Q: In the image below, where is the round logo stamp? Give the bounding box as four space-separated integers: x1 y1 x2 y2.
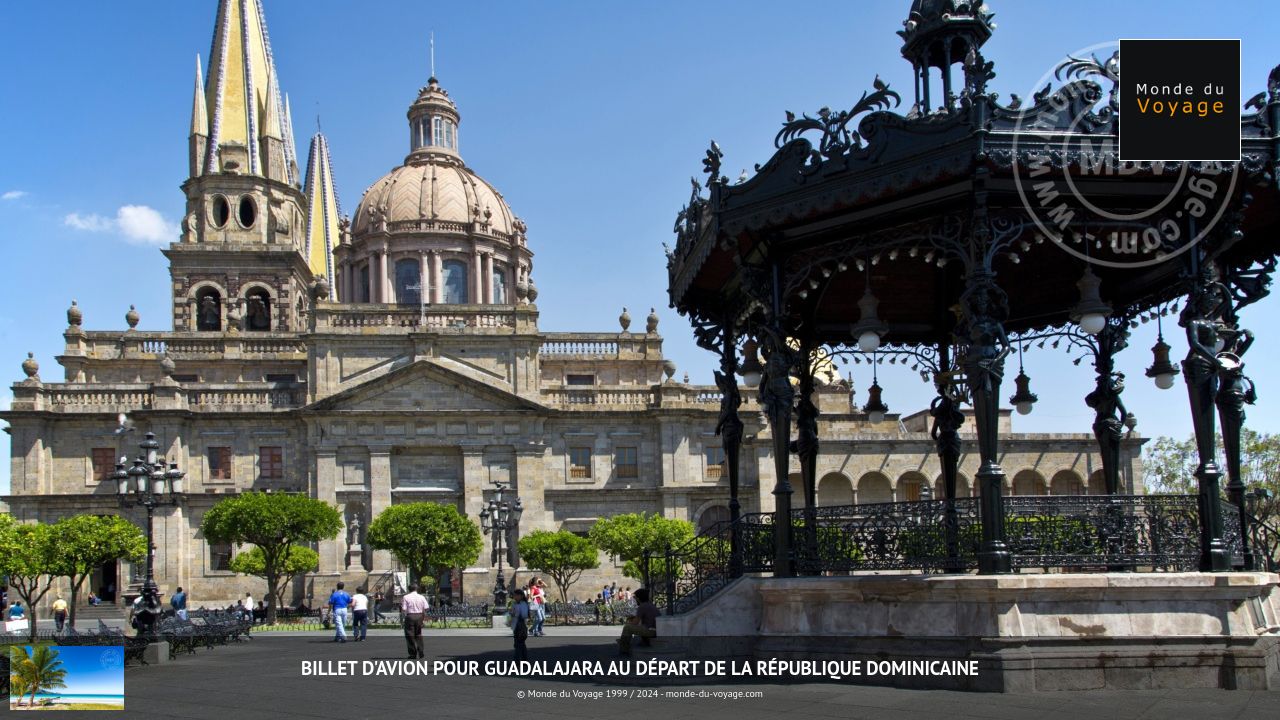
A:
100 647 123 669
1011 41 1238 268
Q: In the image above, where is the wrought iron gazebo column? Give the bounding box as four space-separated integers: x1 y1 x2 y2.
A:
759 264 795 578
1087 319 1130 495
962 268 1012 574
1216 290 1258 570
713 324 746 578
794 338 820 575
930 344 965 572
1180 256 1231 572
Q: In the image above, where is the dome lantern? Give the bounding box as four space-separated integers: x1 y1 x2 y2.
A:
407 76 461 161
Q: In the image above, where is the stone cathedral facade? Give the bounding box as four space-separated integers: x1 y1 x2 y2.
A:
2 0 1144 607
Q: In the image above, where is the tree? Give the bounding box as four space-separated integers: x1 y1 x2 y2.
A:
51 515 147 628
229 545 319 612
12 644 67 708
588 512 694 584
367 503 483 593
517 530 599 602
200 492 342 623
0 518 61 642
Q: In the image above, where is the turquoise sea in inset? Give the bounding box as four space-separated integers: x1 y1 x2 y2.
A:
11 692 125 704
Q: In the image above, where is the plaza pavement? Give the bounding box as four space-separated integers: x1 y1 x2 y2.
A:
35 629 1278 720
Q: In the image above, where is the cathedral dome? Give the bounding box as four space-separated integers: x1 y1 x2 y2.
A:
351 77 525 244
352 158 520 240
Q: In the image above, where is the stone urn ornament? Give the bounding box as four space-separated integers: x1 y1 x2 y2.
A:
21 352 39 380
125 305 140 329
67 300 83 328
662 358 677 382
527 282 539 303
647 308 659 334
619 307 631 332
312 276 331 302
515 279 529 303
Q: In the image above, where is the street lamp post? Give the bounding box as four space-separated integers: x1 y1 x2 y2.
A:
478 480 522 608
109 431 185 637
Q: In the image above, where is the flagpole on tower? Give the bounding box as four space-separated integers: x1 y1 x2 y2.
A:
430 32 436 79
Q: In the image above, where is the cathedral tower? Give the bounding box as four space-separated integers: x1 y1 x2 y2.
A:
167 0 312 332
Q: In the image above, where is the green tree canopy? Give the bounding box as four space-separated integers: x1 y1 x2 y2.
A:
51 514 147 628
517 530 599 603
1144 430 1280 495
367 503 483 588
588 512 694 583
229 545 319 612
0 518 61 642
200 492 342 623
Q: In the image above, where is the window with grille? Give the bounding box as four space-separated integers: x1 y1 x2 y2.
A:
566 374 595 386
208 446 233 480
259 446 283 480
210 542 233 572
705 446 726 478
91 448 117 482
569 447 592 478
615 447 638 478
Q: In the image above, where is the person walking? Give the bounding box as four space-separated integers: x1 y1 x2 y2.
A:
371 591 386 623
401 583 428 659
328 582 352 643
509 589 530 661
241 593 254 622
52 596 69 632
351 586 369 642
527 578 547 637
170 587 188 621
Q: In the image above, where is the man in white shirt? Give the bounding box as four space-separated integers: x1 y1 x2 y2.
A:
351 587 369 642
400 584 428 659
241 593 254 622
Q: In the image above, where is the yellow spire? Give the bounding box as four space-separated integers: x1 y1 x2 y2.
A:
304 132 341 297
191 55 208 138
202 0 294 182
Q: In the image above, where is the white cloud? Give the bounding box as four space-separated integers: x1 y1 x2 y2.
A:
64 212 115 232
117 205 178 244
1 190 27 200
64 205 178 245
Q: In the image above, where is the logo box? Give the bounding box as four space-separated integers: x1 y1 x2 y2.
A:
1119 39 1240 162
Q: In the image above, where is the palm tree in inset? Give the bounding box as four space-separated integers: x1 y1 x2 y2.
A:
9 647 31 707
15 645 67 708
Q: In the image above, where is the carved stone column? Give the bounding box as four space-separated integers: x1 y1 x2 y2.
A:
431 252 443 305
482 253 494 304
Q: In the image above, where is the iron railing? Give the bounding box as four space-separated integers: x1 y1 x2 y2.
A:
654 493 1257 615
1244 512 1280 572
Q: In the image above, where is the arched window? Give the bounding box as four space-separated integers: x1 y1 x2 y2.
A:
856 472 893 504
898 471 929 502
444 119 456 150
697 506 731 534
195 287 222 331
244 288 271 332
1012 470 1047 496
1052 470 1086 496
432 116 443 147
492 264 507 304
817 473 853 506
442 259 467 304
395 258 422 305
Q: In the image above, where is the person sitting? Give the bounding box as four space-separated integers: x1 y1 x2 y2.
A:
8 601 25 619
617 588 658 655
87 592 101 606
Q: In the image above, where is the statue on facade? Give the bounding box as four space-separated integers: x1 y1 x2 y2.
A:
347 515 362 553
199 295 221 331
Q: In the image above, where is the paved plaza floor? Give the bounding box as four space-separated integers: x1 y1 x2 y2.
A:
40 630 1275 720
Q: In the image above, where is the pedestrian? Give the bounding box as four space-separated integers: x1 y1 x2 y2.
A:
241 592 254 622
401 583 427 659
601 584 611 602
527 578 546 637
170 587 188 621
87 592 100 607
52 595 69 632
329 582 352 643
508 589 530 661
351 586 369 642
9 600 25 619
617 588 659 655
372 591 386 623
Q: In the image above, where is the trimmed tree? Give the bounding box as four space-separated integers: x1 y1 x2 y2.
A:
200 492 343 623
0 517 61 642
517 529 599 603
588 512 694 584
367 503 483 594
51 515 147 628
229 545 319 613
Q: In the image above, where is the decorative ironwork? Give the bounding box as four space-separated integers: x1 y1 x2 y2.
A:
775 76 902 158
1005 495 1200 571
654 513 776 615
791 499 982 574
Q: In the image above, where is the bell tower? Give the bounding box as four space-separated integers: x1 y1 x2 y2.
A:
167 0 311 333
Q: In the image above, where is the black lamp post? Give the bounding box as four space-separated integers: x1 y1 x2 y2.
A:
478 480 522 607
109 431 185 636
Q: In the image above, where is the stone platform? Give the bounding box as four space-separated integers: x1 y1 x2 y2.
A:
657 572 1280 692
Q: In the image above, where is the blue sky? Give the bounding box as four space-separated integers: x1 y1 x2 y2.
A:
2 1 1279 494
12 645 124 696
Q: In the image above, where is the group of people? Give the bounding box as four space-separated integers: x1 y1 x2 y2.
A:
326 582 374 643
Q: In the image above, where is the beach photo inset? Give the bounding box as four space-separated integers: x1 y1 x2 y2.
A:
8 645 124 711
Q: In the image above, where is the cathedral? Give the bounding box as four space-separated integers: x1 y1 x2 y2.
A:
1 0 1144 607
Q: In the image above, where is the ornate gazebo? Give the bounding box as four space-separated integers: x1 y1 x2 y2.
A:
659 4 1280 683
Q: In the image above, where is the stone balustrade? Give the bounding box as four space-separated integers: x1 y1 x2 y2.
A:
314 304 523 332
540 383 755 411
10 382 304 413
187 385 305 409
65 331 307 360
